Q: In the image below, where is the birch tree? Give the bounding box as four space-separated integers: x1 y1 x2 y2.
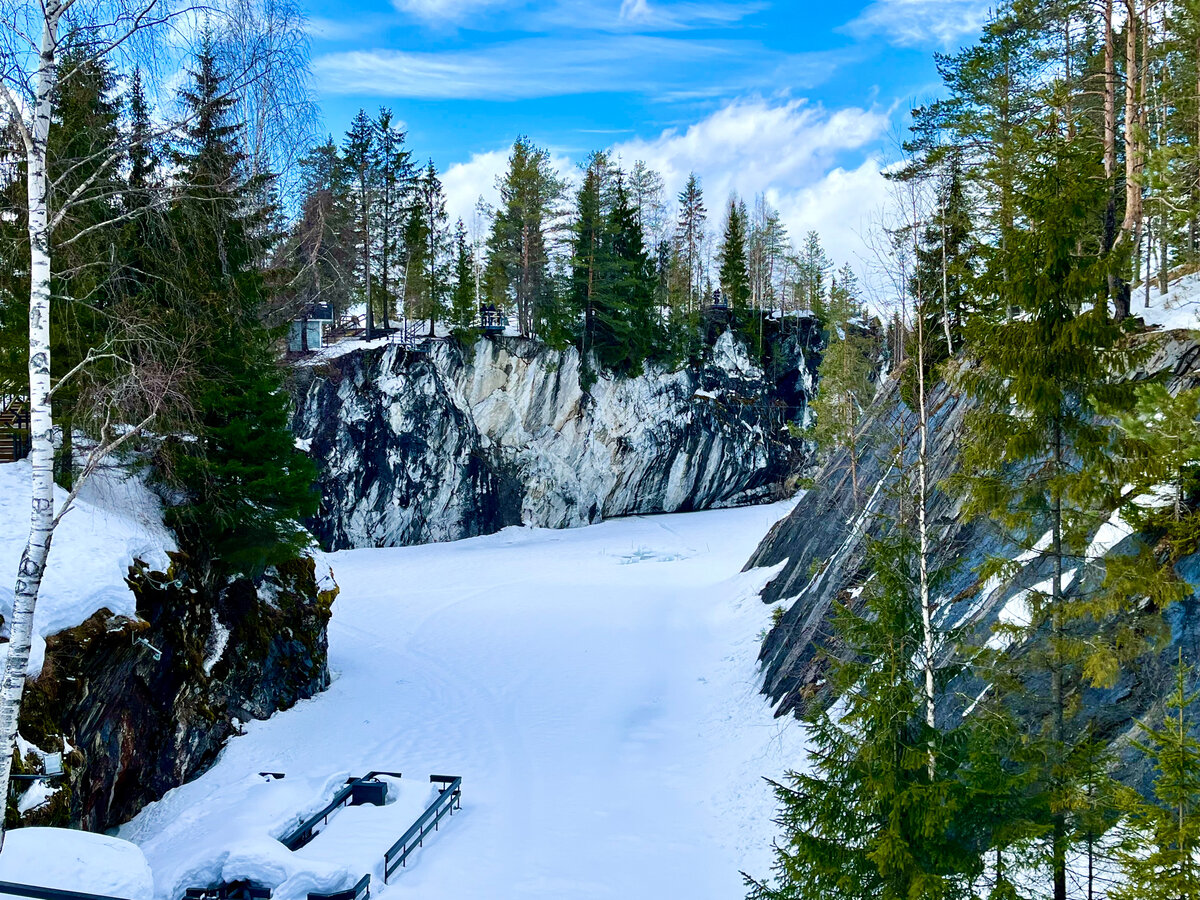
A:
0 0 299 849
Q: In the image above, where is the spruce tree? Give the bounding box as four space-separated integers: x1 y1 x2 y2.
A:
571 157 608 365
449 218 477 337
161 38 316 581
746 534 977 900
719 197 751 310
954 127 1160 900
794 231 830 319
674 173 707 313
594 174 658 374
45 47 123 487
290 138 355 326
1114 654 1200 900
910 150 977 364
413 160 449 336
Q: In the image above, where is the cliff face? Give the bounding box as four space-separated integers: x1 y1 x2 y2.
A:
12 555 335 833
291 325 821 550
747 331 1200 780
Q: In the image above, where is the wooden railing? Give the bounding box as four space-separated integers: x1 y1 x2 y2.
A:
0 882 133 900
306 874 370 900
382 776 462 884
278 772 400 851
0 386 30 462
183 888 270 900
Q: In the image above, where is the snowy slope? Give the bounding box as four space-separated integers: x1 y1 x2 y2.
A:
1134 271 1200 331
0 459 174 677
120 502 806 900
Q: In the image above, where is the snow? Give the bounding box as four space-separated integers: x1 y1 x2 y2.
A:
15 779 57 815
0 828 154 899
120 501 806 900
0 460 174 677
1137 272 1200 332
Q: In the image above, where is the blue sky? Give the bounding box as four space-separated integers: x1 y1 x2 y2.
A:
302 0 992 272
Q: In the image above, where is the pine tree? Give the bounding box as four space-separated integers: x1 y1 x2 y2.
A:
342 108 377 337
485 137 564 338
373 108 412 333
719 197 751 310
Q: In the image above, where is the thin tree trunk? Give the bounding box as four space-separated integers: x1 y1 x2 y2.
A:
361 181 373 339
1052 414 1067 900
1161 210 1169 294
1104 0 1121 314
916 255 936 780
940 190 953 357
1115 0 1143 321
381 172 391 332
0 7 59 852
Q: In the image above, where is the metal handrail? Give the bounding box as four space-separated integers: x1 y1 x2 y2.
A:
382 776 462 883
306 874 369 900
0 882 132 900
279 772 401 851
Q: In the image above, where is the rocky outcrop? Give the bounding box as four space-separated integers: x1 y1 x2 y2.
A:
292 323 821 550
11 555 335 833
748 330 1200 782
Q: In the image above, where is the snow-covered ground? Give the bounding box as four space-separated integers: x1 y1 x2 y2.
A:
1135 271 1200 331
0 828 154 899
0 459 173 677
118 501 805 900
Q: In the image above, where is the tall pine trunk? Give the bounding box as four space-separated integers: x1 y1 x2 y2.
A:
1104 0 1121 314
0 7 60 852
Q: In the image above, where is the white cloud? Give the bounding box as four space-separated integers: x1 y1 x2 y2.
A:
842 0 991 48
771 159 892 282
313 36 727 100
441 98 895 289
609 97 893 284
442 146 576 234
387 0 758 29
442 149 510 228
613 0 762 29
392 0 508 23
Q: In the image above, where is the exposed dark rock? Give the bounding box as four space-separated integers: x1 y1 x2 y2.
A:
292 323 822 550
747 329 1200 785
11 554 335 832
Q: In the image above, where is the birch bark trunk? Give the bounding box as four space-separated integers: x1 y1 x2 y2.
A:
0 3 61 853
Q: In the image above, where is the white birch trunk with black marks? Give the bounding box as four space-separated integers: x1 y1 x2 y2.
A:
0 3 60 853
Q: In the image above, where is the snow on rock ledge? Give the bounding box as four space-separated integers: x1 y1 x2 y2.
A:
0 460 174 677
291 328 820 550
